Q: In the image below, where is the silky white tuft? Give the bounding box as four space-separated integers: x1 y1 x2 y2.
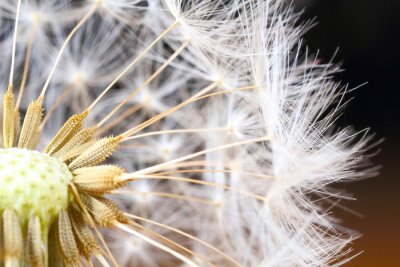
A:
0 0 375 266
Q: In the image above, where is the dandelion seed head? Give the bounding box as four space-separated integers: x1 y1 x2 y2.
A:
0 0 376 265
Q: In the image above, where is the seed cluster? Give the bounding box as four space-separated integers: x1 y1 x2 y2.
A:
0 148 72 227
0 90 128 265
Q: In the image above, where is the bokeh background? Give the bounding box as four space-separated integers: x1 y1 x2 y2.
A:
294 1 400 266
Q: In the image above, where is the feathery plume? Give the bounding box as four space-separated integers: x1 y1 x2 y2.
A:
0 0 376 266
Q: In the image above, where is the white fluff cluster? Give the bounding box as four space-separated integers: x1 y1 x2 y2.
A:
0 0 374 266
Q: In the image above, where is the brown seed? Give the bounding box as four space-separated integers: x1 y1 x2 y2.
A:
53 127 95 159
80 193 126 227
26 215 44 267
45 110 88 155
2 210 23 262
68 136 121 170
48 221 64 267
18 97 43 149
55 210 80 266
68 205 99 259
3 89 15 148
30 131 41 149
13 108 20 142
58 140 95 163
72 165 126 195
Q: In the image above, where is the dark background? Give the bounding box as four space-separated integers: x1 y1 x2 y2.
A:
294 1 400 266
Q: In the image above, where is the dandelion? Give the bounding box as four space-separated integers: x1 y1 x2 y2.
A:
0 0 375 266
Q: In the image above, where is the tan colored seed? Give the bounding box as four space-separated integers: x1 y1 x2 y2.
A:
3 88 15 148
56 210 80 266
48 222 64 267
53 127 95 159
59 140 95 163
68 136 121 170
18 97 43 149
30 131 41 149
2 210 23 262
13 108 20 142
45 110 88 155
26 215 44 267
72 165 126 195
68 205 99 259
80 193 126 227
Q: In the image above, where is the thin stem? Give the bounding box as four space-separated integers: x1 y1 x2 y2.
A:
147 160 271 177
143 161 209 170
40 83 75 129
157 169 274 181
193 85 257 102
129 174 267 202
113 190 218 206
120 81 219 139
96 39 190 128
39 4 97 97
129 221 213 266
8 0 22 89
118 143 152 150
125 213 242 267
94 253 110 267
119 84 257 140
95 103 143 137
116 223 198 267
16 24 38 109
123 136 271 176
124 127 228 141
87 20 181 112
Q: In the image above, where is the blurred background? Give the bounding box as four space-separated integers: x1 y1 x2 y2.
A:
294 1 400 266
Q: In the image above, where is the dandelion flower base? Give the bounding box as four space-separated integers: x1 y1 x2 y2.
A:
0 148 72 227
